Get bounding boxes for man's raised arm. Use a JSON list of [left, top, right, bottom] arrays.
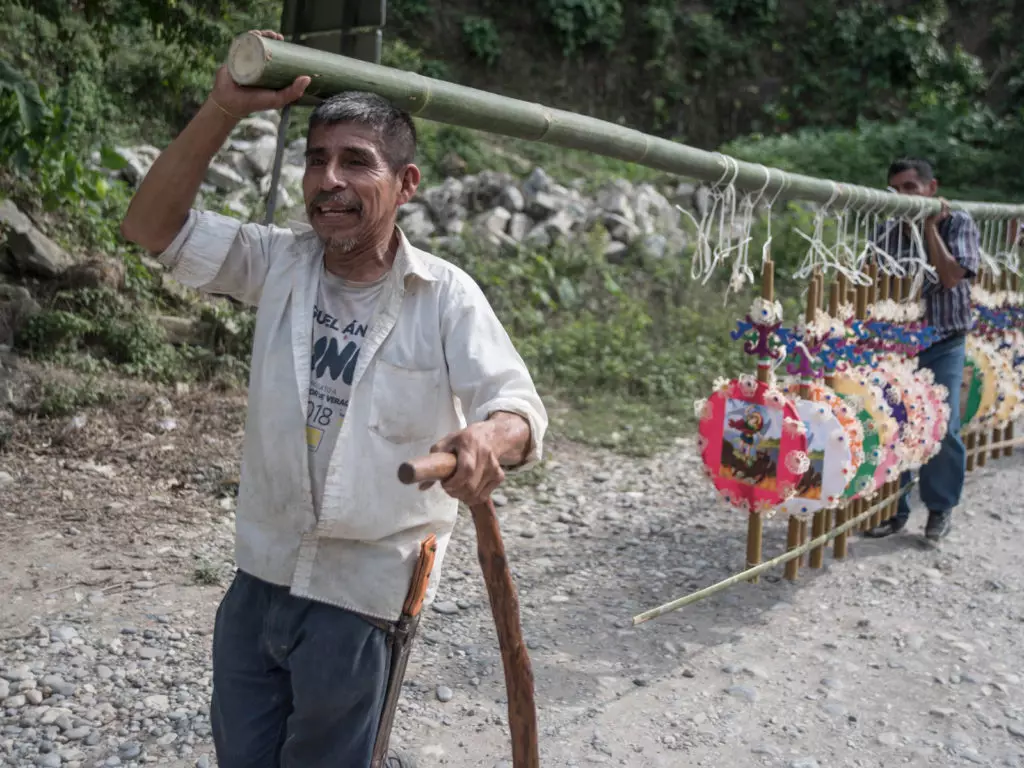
[[120, 30, 310, 253]]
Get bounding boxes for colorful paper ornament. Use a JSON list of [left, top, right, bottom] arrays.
[[697, 376, 809, 515]]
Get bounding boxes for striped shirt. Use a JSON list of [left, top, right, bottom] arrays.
[[873, 210, 981, 341]]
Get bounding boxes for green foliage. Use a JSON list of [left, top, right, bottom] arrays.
[[437, 231, 750, 450], [14, 288, 253, 387], [539, 0, 624, 56], [724, 107, 1024, 202], [0, 61, 151, 284], [380, 38, 450, 81], [28, 378, 120, 419], [460, 15, 502, 67]]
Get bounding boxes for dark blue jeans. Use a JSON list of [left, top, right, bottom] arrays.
[[896, 333, 967, 522], [211, 570, 390, 768]]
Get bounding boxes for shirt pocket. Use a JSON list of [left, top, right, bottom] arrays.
[[369, 360, 443, 444]]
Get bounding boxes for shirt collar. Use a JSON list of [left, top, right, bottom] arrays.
[[393, 226, 438, 284]]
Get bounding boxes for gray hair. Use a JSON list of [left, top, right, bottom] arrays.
[[307, 91, 417, 172]]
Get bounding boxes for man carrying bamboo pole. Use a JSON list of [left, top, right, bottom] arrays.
[[865, 157, 980, 541], [119, 30, 548, 768]]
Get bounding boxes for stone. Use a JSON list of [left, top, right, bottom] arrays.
[[158, 315, 200, 346], [541, 209, 575, 239], [436, 685, 453, 703], [526, 191, 566, 220], [235, 117, 279, 139], [475, 207, 512, 241], [432, 601, 459, 616], [205, 163, 247, 193], [113, 146, 153, 185], [245, 135, 281, 177], [507, 213, 531, 242], [498, 185, 525, 212], [0, 199, 74, 278], [725, 685, 757, 702], [143, 694, 169, 712], [60, 259, 126, 292], [602, 240, 628, 262], [50, 626, 78, 642]]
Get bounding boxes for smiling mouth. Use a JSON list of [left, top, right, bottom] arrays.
[[315, 206, 361, 218]]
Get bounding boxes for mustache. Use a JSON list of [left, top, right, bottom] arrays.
[[311, 192, 362, 210]]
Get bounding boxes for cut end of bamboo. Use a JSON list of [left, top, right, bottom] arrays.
[[228, 33, 271, 86]]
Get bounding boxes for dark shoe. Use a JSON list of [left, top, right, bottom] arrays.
[[384, 749, 418, 768], [864, 517, 907, 538], [925, 509, 952, 541]]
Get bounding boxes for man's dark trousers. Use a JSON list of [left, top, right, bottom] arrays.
[[210, 569, 390, 768], [895, 333, 968, 523]]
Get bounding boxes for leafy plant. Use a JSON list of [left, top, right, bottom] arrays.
[[461, 15, 502, 67], [539, 0, 624, 56]]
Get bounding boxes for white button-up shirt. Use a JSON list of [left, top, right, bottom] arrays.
[[159, 210, 547, 621]]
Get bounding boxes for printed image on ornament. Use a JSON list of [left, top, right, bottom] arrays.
[[780, 399, 855, 517], [698, 378, 808, 513], [720, 402, 782, 487], [842, 402, 881, 501], [960, 359, 982, 427]]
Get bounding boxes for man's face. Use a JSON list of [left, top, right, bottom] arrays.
[[888, 169, 938, 198], [302, 122, 419, 252]]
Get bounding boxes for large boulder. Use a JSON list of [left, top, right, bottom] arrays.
[[0, 200, 74, 279]]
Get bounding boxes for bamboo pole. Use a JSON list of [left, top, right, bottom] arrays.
[[967, 431, 1024, 456], [807, 272, 827, 570], [874, 272, 896, 527], [833, 275, 853, 561], [632, 479, 919, 625], [1004, 274, 1019, 458], [991, 273, 1008, 461], [853, 280, 871, 532], [785, 273, 819, 581], [747, 260, 775, 584], [225, 33, 1024, 222]]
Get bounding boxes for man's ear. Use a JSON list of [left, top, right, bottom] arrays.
[[397, 164, 421, 206], [927, 178, 939, 196]]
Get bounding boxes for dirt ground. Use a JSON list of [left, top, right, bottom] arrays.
[[2, 372, 1023, 768]]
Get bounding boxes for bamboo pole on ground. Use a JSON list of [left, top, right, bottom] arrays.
[[746, 259, 775, 583], [633, 479, 919, 625]]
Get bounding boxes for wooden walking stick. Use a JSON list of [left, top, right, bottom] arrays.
[[397, 454, 539, 768]]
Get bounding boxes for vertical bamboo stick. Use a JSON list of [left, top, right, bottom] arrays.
[[976, 271, 991, 469], [785, 273, 820, 580], [854, 281, 871, 531], [874, 272, 895, 524], [833, 274, 852, 561], [1004, 273, 1019, 458], [747, 259, 775, 583], [990, 271, 1005, 461]]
